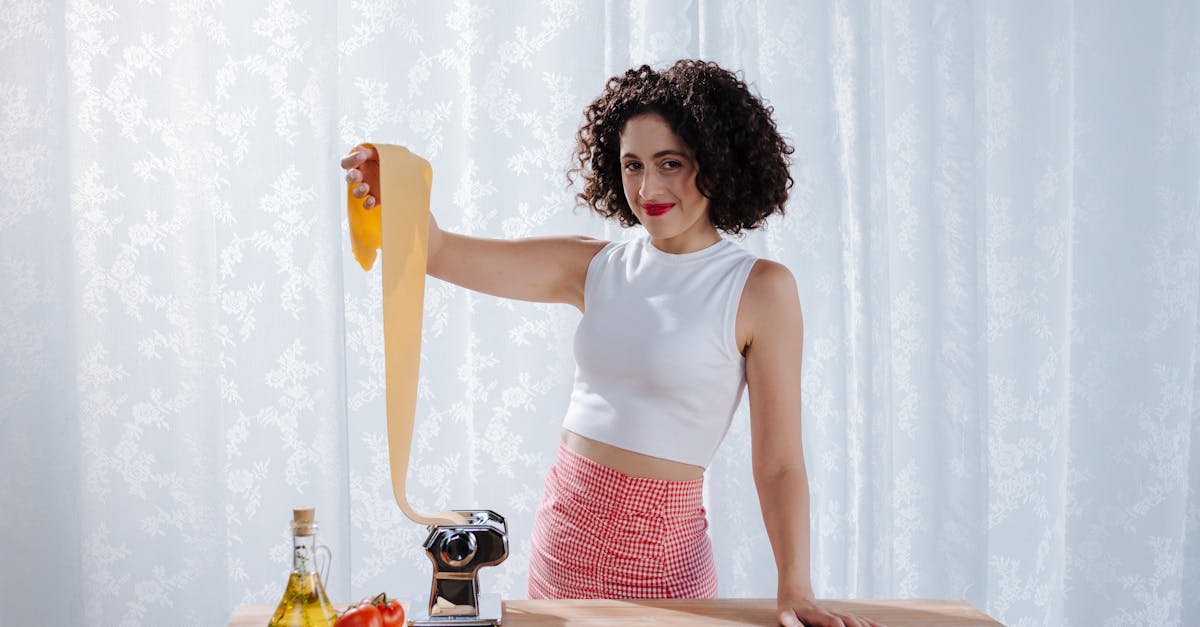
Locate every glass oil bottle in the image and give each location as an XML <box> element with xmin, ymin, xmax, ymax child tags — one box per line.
<box><xmin>268</xmin><ymin>507</ymin><xmax>338</xmax><ymax>627</ymax></box>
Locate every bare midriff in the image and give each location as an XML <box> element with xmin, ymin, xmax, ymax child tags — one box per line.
<box><xmin>561</xmin><ymin>429</ymin><xmax>705</xmax><ymax>482</ymax></box>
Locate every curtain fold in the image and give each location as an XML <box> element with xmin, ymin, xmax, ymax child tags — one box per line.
<box><xmin>1</xmin><ymin>1</ymin><xmax>1197</xmax><ymax>625</ymax></box>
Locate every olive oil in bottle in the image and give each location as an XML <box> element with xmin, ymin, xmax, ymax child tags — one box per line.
<box><xmin>268</xmin><ymin>507</ymin><xmax>338</xmax><ymax>627</ymax></box>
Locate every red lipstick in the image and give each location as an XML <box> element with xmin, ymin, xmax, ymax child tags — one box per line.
<box><xmin>643</xmin><ymin>203</ymin><xmax>674</xmax><ymax>216</ymax></box>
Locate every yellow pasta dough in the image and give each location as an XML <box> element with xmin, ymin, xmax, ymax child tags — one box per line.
<box><xmin>347</xmin><ymin>143</ymin><xmax>467</xmax><ymax>527</ymax></box>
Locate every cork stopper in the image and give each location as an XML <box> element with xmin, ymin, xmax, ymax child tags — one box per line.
<box><xmin>292</xmin><ymin>507</ymin><xmax>316</xmax><ymax>536</ymax></box>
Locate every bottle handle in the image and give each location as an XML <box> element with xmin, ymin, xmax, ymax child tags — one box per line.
<box><xmin>316</xmin><ymin>543</ymin><xmax>332</xmax><ymax>586</ymax></box>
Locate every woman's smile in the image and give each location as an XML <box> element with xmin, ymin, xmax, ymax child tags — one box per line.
<box><xmin>643</xmin><ymin>202</ymin><xmax>675</xmax><ymax>216</ymax></box>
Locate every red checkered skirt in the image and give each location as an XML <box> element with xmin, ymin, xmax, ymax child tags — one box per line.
<box><xmin>526</xmin><ymin>443</ymin><xmax>719</xmax><ymax>599</ymax></box>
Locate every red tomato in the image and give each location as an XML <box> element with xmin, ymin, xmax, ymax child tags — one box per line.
<box><xmin>334</xmin><ymin>602</ymin><xmax>382</xmax><ymax>627</ymax></box>
<box><xmin>374</xmin><ymin>597</ymin><xmax>405</xmax><ymax>627</ymax></box>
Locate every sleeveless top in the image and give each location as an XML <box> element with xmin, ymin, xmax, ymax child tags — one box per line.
<box><xmin>561</xmin><ymin>233</ymin><xmax>759</xmax><ymax>467</ymax></box>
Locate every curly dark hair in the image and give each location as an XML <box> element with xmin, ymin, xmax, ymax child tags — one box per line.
<box><xmin>570</xmin><ymin>59</ymin><xmax>793</xmax><ymax>234</ymax></box>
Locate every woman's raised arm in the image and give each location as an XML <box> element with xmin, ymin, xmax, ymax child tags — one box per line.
<box><xmin>342</xmin><ymin>145</ymin><xmax>608</xmax><ymax>311</ymax></box>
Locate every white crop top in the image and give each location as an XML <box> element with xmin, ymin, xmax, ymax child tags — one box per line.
<box><xmin>561</xmin><ymin>233</ymin><xmax>759</xmax><ymax>467</ymax></box>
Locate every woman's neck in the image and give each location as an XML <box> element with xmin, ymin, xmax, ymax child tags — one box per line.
<box><xmin>648</xmin><ymin>225</ymin><xmax>722</xmax><ymax>255</ymax></box>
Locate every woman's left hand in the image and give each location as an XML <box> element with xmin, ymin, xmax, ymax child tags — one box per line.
<box><xmin>777</xmin><ymin>595</ymin><xmax>887</xmax><ymax>627</ymax></box>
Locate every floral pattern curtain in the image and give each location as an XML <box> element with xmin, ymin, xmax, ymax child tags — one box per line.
<box><xmin>1</xmin><ymin>1</ymin><xmax>1196</xmax><ymax>625</ymax></box>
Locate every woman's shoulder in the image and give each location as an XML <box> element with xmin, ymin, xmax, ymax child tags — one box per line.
<box><xmin>745</xmin><ymin>258</ymin><xmax>794</xmax><ymax>287</ymax></box>
<box><xmin>563</xmin><ymin>236</ymin><xmax>618</xmax><ymax>277</ymax></box>
<box><xmin>571</xmin><ymin>235</ymin><xmax>614</xmax><ymax>251</ymax></box>
<box><xmin>541</xmin><ymin>234</ymin><xmax>612</xmax><ymax>260</ymax></box>
<box><xmin>731</xmin><ymin>258</ymin><xmax>801</xmax><ymax>357</ymax></box>
<box><xmin>740</xmin><ymin>259</ymin><xmax>802</xmax><ymax>321</ymax></box>
<box><xmin>576</xmin><ymin>236</ymin><xmax>617</xmax><ymax>261</ymax></box>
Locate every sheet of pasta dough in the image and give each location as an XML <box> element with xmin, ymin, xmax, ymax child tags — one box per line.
<box><xmin>347</xmin><ymin>143</ymin><xmax>468</xmax><ymax>528</ymax></box>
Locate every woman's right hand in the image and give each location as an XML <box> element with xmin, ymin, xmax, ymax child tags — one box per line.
<box><xmin>341</xmin><ymin>145</ymin><xmax>380</xmax><ymax>210</ymax></box>
<box><xmin>341</xmin><ymin>143</ymin><xmax>445</xmax><ymax>261</ymax></box>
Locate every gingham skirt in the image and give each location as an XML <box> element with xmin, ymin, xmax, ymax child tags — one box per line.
<box><xmin>526</xmin><ymin>443</ymin><xmax>719</xmax><ymax>599</ymax></box>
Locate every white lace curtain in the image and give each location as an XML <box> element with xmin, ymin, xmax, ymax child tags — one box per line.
<box><xmin>1</xmin><ymin>1</ymin><xmax>1197</xmax><ymax>625</ymax></box>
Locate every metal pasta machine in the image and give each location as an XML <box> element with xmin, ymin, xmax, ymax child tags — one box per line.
<box><xmin>408</xmin><ymin>510</ymin><xmax>509</xmax><ymax>626</ymax></box>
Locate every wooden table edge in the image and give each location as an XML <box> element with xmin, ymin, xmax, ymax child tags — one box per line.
<box><xmin>229</xmin><ymin>597</ymin><xmax>1003</xmax><ymax>626</ymax></box>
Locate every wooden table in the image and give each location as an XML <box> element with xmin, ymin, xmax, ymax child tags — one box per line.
<box><xmin>229</xmin><ymin>598</ymin><xmax>1003</xmax><ymax>626</ymax></box>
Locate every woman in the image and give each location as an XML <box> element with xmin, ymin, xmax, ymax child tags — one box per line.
<box><xmin>342</xmin><ymin>60</ymin><xmax>882</xmax><ymax>627</ymax></box>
